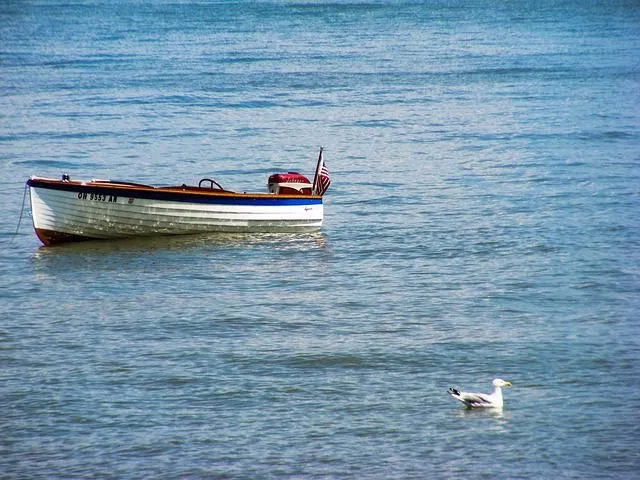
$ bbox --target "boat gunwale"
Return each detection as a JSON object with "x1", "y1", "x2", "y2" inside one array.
[{"x1": 27, "y1": 176, "x2": 323, "y2": 204}]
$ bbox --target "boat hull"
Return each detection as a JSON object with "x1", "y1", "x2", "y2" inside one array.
[{"x1": 27, "y1": 177, "x2": 323, "y2": 246}]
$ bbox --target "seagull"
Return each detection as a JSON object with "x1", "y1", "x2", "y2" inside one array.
[{"x1": 448, "y1": 378, "x2": 512, "y2": 409}]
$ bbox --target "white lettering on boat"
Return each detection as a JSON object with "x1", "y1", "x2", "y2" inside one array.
[{"x1": 77, "y1": 192, "x2": 118, "y2": 203}]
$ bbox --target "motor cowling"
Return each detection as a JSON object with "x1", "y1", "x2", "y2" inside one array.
[{"x1": 268, "y1": 172, "x2": 312, "y2": 195}]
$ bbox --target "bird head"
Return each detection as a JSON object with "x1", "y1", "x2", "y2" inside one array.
[{"x1": 493, "y1": 378, "x2": 512, "y2": 387}]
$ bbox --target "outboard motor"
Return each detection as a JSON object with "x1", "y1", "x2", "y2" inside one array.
[{"x1": 268, "y1": 172, "x2": 312, "y2": 195}]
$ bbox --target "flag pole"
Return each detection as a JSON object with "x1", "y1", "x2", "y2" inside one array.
[{"x1": 312, "y1": 147, "x2": 324, "y2": 194}]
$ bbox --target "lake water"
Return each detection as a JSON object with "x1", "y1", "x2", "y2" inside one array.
[{"x1": 1, "y1": 1, "x2": 639, "y2": 478}]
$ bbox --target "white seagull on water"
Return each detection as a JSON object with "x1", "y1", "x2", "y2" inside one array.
[{"x1": 448, "y1": 378, "x2": 513, "y2": 409}]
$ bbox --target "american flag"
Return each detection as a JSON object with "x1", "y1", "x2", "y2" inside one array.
[{"x1": 313, "y1": 147, "x2": 331, "y2": 196}]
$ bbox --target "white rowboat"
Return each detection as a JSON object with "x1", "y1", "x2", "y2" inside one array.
[{"x1": 27, "y1": 149, "x2": 330, "y2": 246}]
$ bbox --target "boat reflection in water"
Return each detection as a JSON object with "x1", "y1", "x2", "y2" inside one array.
[{"x1": 31, "y1": 230, "x2": 330, "y2": 257}]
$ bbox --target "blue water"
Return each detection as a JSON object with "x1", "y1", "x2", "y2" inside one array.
[{"x1": 1, "y1": 1, "x2": 640, "y2": 478}]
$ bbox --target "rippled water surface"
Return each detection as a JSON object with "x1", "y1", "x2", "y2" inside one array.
[{"x1": 1, "y1": 1, "x2": 639, "y2": 478}]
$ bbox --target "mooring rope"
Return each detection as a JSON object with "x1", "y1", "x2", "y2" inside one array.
[{"x1": 4, "y1": 183, "x2": 29, "y2": 244}]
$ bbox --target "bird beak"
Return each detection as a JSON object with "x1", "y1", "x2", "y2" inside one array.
[{"x1": 505, "y1": 381, "x2": 512, "y2": 387}]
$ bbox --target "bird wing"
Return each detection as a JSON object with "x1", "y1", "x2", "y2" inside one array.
[
  {"x1": 458, "y1": 392, "x2": 494, "y2": 407},
  {"x1": 448, "y1": 388, "x2": 495, "y2": 407}
]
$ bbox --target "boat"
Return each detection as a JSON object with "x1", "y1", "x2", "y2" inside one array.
[{"x1": 27, "y1": 148, "x2": 331, "y2": 246}]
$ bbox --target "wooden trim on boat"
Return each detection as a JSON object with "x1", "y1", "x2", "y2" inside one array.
[{"x1": 27, "y1": 177, "x2": 322, "y2": 201}]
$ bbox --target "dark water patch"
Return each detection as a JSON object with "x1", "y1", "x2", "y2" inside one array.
[
  {"x1": 10, "y1": 131, "x2": 124, "y2": 141},
  {"x1": 576, "y1": 130, "x2": 636, "y2": 141},
  {"x1": 217, "y1": 55, "x2": 284, "y2": 64},
  {"x1": 233, "y1": 99, "x2": 280, "y2": 109},
  {"x1": 37, "y1": 54, "x2": 139, "y2": 69},
  {"x1": 353, "y1": 119, "x2": 402, "y2": 128},
  {"x1": 14, "y1": 159, "x2": 96, "y2": 169},
  {"x1": 288, "y1": 353, "x2": 369, "y2": 369}
]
